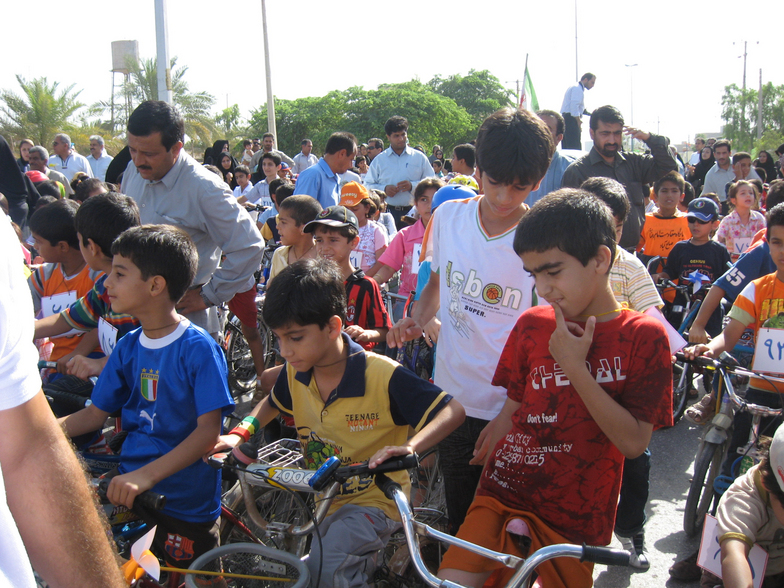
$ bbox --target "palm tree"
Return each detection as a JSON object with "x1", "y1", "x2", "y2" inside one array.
[{"x1": 0, "y1": 76, "x2": 84, "y2": 146}]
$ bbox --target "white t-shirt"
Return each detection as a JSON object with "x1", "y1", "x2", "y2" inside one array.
[
  {"x1": 0, "y1": 214, "x2": 40, "y2": 588},
  {"x1": 428, "y1": 196, "x2": 537, "y2": 420}
]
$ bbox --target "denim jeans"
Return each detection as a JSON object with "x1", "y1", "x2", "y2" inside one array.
[
  {"x1": 438, "y1": 416, "x2": 489, "y2": 535},
  {"x1": 614, "y1": 448, "x2": 651, "y2": 537}
]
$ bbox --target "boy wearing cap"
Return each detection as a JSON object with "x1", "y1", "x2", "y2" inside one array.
[
  {"x1": 305, "y1": 205, "x2": 393, "y2": 350},
  {"x1": 712, "y1": 424, "x2": 784, "y2": 587},
  {"x1": 338, "y1": 182, "x2": 388, "y2": 273},
  {"x1": 653, "y1": 197, "x2": 731, "y2": 336}
]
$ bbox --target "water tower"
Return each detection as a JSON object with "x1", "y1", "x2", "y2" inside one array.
[{"x1": 110, "y1": 40, "x2": 140, "y2": 132}]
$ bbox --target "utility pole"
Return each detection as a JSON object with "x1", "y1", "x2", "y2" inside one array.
[
  {"x1": 154, "y1": 0, "x2": 172, "y2": 103},
  {"x1": 741, "y1": 41, "x2": 747, "y2": 149},
  {"x1": 261, "y1": 0, "x2": 277, "y2": 145},
  {"x1": 574, "y1": 0, "x2": 579, "y2": 80},
  {"x1": 757, "y1": 69, "x2": 763, "y2": 142}
]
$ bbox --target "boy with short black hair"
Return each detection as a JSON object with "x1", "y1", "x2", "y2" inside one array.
[
  {"x1": 388, "y1": 107, "x2": 554, "y2": 533},
  {"x1": 267, "y1": 195, "x2": 322, "y2": 283},
  {"x1": 212, "y1": 257, "x2": 464, "y2": 588},
  {"x1": 261, "y1": 182, "x2": 295, "y2": 243},
  {"x1": 28, "y1": 200, "x2": 103, "y2": 369},
  {"x1": 34, "y1": 193, "x2": 141, "y2": 378},
  {"x1": 232, "y1": 164, "x2": 253, "y2": 201},
  {"x1": 243, "y1": 152, "x2": 281, "y2": 208},
  {"x1": 637, "y1": 171, "x2": 690, "y2": 261},
  {"x1": 305, "y1": 206, "x2": 393, "y2": 348},
  {"x1": 62, "y1": 224, "x2": 234, "y2": 571},
  {"x1": 439, "y1": 189, "x2": 673, "y2": 588}
]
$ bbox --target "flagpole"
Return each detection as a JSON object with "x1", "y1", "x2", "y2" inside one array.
[{"x1": 521, "y1": 53, "x2": 529, "y2": 109}]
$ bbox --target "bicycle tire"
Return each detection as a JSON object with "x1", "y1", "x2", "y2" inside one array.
[
  {"x1": 220, "y1": 483, "x2": 314, "y2": 556},
  {"x1": 185, "y1": 542, "x2": 309, "y2": 588},
  {"x1": 225, "y1": 314, "x2": 279, "y2": 399},
  {"x1": 683, "y1": 440, "x2": 725, "y2": 536},
  {"x1": 671, "y1": 361, "x2": 692, "y2": 425}
]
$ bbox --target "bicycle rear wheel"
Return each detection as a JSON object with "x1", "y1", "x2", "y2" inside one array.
[
  {"x1": 225, "y1": 316, "x2": 257, "y2": 397},
  {"x1": 683, "y1": 440, "x2": 725, "y2": 536},
  {"x1": 185, "y1": 543, "x2": 309, "y2": 588},
  {"x1": 671, "y1": 361, "x2": 692, "y2": 425}
]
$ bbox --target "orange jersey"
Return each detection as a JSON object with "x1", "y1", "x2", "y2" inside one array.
[{"x1": 637, "y1": 213, "x2": 690, "y2": 258}]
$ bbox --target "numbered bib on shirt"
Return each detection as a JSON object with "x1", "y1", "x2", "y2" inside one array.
[
  {"x1": 98, "y1": 318, "x2": 119, "y2": 356},
  {"x1": 41, "y1": 291, "x2": 80, "y2": 337},
  {"x1": 349, "y1": 251, "x2": 363, "y2": 270},
  {"x1": 733, "y1": 237, "x2": 752, "y2": 257},
  {"x1": 411, "y1": 243, "x2": 422, "y2": 276},
  {"x1": 752, "y1": 326, "x2": 784, "y2": 374}
]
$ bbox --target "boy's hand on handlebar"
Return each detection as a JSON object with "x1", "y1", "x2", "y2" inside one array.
[
  {"x1": 207, "y1": 434, "x2": 243, "y2": 457},
  {"x1": 387, "y1": 317, "x2": 423, "y2": 348},
  {"x1": 688, "y1": 324, "x2": 709, "y2": 344},
  {"x1": 368, "y1": 445, "x2": 413, "y2": 469},
  {"x1": 682, "y1": 344, "x2": 712, "y2": 360},
  {"x1": 423, "y1": 317, "x2": 441, "y2": 347},
  {"x1": 67, "y1": 355, "x2": 103, "y2": 379},
  {"x1": 107, "y1": 470, "x2": 154, "y2": 509}
]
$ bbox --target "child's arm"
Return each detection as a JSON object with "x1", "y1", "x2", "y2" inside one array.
[
  {"x1": 55, "y1": 328, "x2": 101, "y2": 374},
  {"x1": 209, "y1": 394, "x2": 281, "y2": 455},
  {"x1": 550, "y1": 304, "x2": 651, "y2": 458},
  {"x1": 388, "y1": 270, "x2": 439, "y2": 347},
  {"x1": 684, "y1": 317, "x2": 747, "y2": 360},
  {"x1": 650, "y1": 270, "x2": 670, "y2": 282},
  {"x1": 67, "y1": 354, "x2": 109, "y2": 380},
  {"x1": 366, "y1": 262, "x2": 395, "y2": 284},
  {"x1": 470, "y1": 397, "x2": 520, "y2": 466},
  {"x1": 59, "y1": 404, "x2": 111, "y2": 438},
  {"x1": 368, "y1": 398, "x2": 465, "y2": 467},
  {"x1": 345, "y1": 324, "x2": 388, "y2": 344},
  {"x1": 720, "y1": 538, "x2": 753, "y2": 588},
  {"x1": 34, "y1": 313, "x2": 73, "y2": 339},
  {"x1": 689, "y1": 285, "x2": 727, "y2": 343},
  {"x1": 107, "y1": 408, "x2": 223, "y2": 509}
]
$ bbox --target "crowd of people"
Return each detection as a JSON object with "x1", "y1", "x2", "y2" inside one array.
[{"x1": 4, "y1": 90, "x2": 784, "y2": 588}]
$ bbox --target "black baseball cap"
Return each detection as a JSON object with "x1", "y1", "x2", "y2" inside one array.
[{"x1": 303, "y1": 205, "x2": 359, "y2": 233}]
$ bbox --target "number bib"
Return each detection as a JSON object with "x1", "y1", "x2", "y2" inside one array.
[
  {"x1": 98, "y1": 318, "x2": 119, "y2": 356},
  {"x1": 349, "y1": 251, "x2": 363, "y2": 270},
  {"x1": 410, "y1": 243, "x2": 422, "y2": 276},
  {"x1": 752, "y1": 327, "x2": 784, "y2": 374},
  {"x1": 41, "y1": 291, "x2": 80, "y2": 337}
]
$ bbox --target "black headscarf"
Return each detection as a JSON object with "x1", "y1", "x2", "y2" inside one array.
[
  {"x1": 0, "y1": 135, "x2": 38, "y2": 229},
  {"x1": 105, "y1": 145, "x2": 132, "y2": 186},
  {"x1": 206, "y1": 140, "x2": 232, "y2": 166},
  {"x1": 754, "y1": 151, "x2": 776, "y2": 184},
  {"x1": 692, "y1": 147, "x2": 715, "y2": 188},
  {"x1": 215, "y1": 150, "x2": 237, "y2": 188}
]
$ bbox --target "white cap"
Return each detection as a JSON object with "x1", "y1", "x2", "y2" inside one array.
[{"x1": 769, "y1": 424, "x2": 784, "y2": 493}]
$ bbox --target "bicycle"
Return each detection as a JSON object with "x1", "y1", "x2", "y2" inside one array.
[{"x1": 675, "y1": 352, "x2": 784, "y2": 536}]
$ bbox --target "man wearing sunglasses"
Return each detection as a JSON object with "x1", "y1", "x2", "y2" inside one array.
[
  {"x1": 48, "y1": 133, "x2": 93, "y2": 182},
  {"x1": 366, "y1": 138, "x2": 384, "y2": 162}
]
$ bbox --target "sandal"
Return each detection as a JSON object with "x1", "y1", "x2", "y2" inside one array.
[
  {"x1": 669, "y1": 551, "x2": 701, "y2": 581},
  {"x1": 685, "y1": 394, "x2": 715, "y2": 425}
]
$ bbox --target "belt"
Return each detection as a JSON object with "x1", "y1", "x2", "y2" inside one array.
[{"x1": 387, "y1": 205, "x2": 411, "y2": 211}]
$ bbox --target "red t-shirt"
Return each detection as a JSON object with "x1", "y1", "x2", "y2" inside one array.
[{"x1": 484, "y1": 306, "x2": 673, "y2": 545}]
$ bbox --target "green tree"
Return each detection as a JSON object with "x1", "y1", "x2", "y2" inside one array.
[
  {"x1": 427, "y1": 69, "x2": 515, "y2": 126},
  {"x1": 721, "y1": 82, "x2": 784, "y2": 153},
  {"x1": 0, "y1": 75, "x2": 84, "y2": 146}
]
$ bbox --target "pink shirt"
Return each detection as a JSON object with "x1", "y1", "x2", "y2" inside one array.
[{"x1": 378, "y1": 219, "x2": 425, "y2": 296}]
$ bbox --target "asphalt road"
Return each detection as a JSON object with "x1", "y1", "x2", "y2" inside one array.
[{"x1": 594, "y1": 412, "x2": 706, "y2": 588}]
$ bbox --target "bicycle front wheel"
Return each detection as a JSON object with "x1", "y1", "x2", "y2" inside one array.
[
  {"x1": 683, "y1": 440, "x2": 725, "y2": 536},
  {"x1": 185, "y1": 542, "x2": 309, "y2": 588},
  {"x1": 671, "y1": 361, "x2": 692, "y2": 425}
]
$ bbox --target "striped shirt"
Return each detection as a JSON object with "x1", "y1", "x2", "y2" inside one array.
[
  {"x1": 610, "y1": 248, "x2": 663, "y2": 312},
  {"x1": 345, "y1": 269, "x2": 392, "y2": 351}
]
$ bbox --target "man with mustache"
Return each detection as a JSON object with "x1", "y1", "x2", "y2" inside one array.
[{"x1": 561, "y1": 105, "x2": 677, "y2": 250}]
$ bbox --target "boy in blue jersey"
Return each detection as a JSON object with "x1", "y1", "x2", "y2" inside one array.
[{"x1": 61, "y1": 225, "x2": 234, "y2": 569}]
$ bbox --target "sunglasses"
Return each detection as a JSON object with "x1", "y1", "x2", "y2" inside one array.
[{"x1": 687, "y1": 218, "x2": 711, "y2": 225}]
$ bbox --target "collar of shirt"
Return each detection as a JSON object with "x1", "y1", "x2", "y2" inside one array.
[
  {"x1": 588, "y1": 147, "x2": 626, "y2": 168},
  {"x1": 293, "y1": 333, "x2": 367, "y2": 401},
  {"x1": 383, "y1": 145, "x2": 416, "y2": 159},
  {"x1": 317, "y1": 157, "x2": 338, "y2": 179},
  {"x1": 151, "y1": 149, "x2": 187, "y2": 188}
]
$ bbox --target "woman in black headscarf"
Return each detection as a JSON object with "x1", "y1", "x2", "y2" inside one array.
[
  {"x1": 205, "y1": 140, "x2": 235, "y2": 166},
  {"x1": 0, "y1": 135, "x2": 39, "y2": 230},
  {"x1": 216, "y1": 151, "x2": 237, "y2": 188},
  {"x1": 689, "y1": 146, "x2": 715, "y2": 192},
  {"x1": 754, "y1": 150, "x2": 776, "y2": 183}
]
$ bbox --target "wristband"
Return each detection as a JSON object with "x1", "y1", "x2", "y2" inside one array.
[{"x1": 229, "y1": 416, "x2": 260, "y2": 443}]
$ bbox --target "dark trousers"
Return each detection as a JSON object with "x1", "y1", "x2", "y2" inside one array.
[
  {"x1": 438, "y1": 415, "x2": 489, "y2": 535},
  {"x1": 614, "y1": 448, "x2": 651, "y2": 537},
  {"x1": 386, "y1": 205, "x2": 411, "y2": 231},
  {"x1": 562, "y1": 114, "x2": 582, "y2": 150}
]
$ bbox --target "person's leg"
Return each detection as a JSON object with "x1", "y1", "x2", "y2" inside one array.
[
  {"x1": 437, "y1": 416, "x2": 488, "y2": 534},
  {"x1": 561, "y1": 115, "x2": 580, "y2": 150},
  {"x1": 228, "y1": 288, "x2": 267, "y2": 400},
  {"x1": 306, "y1": 505, "x2": 398, "y2": 588},
  {"x1": 142, "y1": 510, "x2": 220, "y2": 570},
  {"x1": 614, "y1": 449, "x2": 651, "y2": 569}
]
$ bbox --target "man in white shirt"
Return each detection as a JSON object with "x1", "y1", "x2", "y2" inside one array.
[
  {"x1": 364, "y1": 116, "x2": 435, "y2": 229},
  {"x1": 48, "y1": 133, "x2": 93, "y2": 182},
  {"x1": 28, "y1": 146, "x2": 74, "y2": 195},
  {"x1": 292, "y1": 139, "x2": 319, "y2": 175},
  {"x1": 701, "y1": 140, "x2": 761, "y2": 201},
  {"x1": 560, "y1": 73, "x2": 596, "y2": 150},
  {"x1": 87, "y1": 135, "x2": 113, "y2": 181},
  {"x1": 248, "y1": 132, "x2": 294, "y2": 171},
  {"x1": 688, "y1": 137, "x2": 706, "y2": 166}
]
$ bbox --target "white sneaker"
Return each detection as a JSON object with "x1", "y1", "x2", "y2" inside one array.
[{"x1": 617, "y1": 533, "x2": 650, "y2": 571}]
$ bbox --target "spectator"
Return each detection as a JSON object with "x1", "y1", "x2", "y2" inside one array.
[
  {"x1": 526, "y1": 110, "x2": 577, "y2": 206},
  {"x1": 293, "y1": 132, "x2": 357, "y2": 208},
  {"x1": 48, "y1": 133, "x2": 93, "y2": 182},
  {"x1": 16, "y1": 138, "x2": 33, "y2": 173},
  {"x1": 87, "y1": 135, "x2": 113, "y2": 181},
  {"x1": 292, "y1": 139, "x2": 319, "y2": 175},
  {"x1": 249, "y1": 132, "x2": 294, "y2": 171},
  {"x1": 366, "y1": 137, "x2": 384, "y2": 162},
  {"x1": 560, "y1": 72, "x2": 596, "y2": 149}
]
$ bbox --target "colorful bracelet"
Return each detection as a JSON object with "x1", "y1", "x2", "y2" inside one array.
[{"x1": 229, "y1": 416, "x2": 260, "y2": 442}]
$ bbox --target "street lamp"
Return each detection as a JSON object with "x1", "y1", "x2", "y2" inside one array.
[{"x1": 625, "y1": 64, "x2": 638, "y2": 151}]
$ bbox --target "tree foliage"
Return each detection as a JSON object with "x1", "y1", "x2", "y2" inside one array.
[
  {"x1": 427, "y1": 69, "x2": 515, "y2": 127},
  {"x1": 0, "y1": 76, "x2": 84, "y2": 146},
  {"x1": 721, "y1": 82, "x2": 784, "y2": 154}
]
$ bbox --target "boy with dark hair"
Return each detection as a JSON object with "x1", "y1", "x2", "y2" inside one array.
[
  {"x1": 62, "y1": 225, "x2": 234, "y2": 571},
  {"x1": 439, "y1": 189, "x2": 672, "y2": 588},
  {"x1": 388, "y1": 107, "x2": 554, "y2": 533},
  {"x1": 267, "y1": 195, "x2": 322, "y2": 283},
  {"x1": 34, "y1": 193, "x2": 141, "y2": 379},
  {"x1": 28, "y1": 199, "x2": 103, "y2": 370},
  {"x1": 637, "y1": 171, "x2": 690, "y2": 261},
  {"x1": 261, "y1": 181, "x2": 295, "y2": 243},
  {"x1": 212, "y1": 257, "x2": 464, "y2": 588},
  {"x1": 245, "y1": 152, "x2": 281, "y2": 207},
  {"x1": 305, "y1": 206, "x2": 393, "y2": 348},
  {"x1": 232, "y1": 164, "x2": 253, "y2": 202}
]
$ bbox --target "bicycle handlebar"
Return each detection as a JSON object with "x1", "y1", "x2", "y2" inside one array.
[
  {"x1": 95, "y1": 478, "x2": 166, "y2": 511},
  {"x1": 581, "y1": 545, "x2": 631, "y2": 566},
  {"x1": 308, "y1": 453, "x2": 419, "y2": 492}
]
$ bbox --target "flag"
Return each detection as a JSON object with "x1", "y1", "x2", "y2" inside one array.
[{"x1": 519, "y1": 66, "x2": 539, "y2": 112}]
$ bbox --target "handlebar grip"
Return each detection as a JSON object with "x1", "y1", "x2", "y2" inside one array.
[
  {"x1": 370, "y1": 453, "x2": 420, "y2": 474},
  {"x1": 44, "y1": 389, "x2": 92, "y2": 409},
  {"x1": 309, "y1": 456, "x2": 341, "y2": 491},
  {"x1": 374, "y1": 472, "x2": 402, "y2": 500},
  {"x1": 97, "y1": 479, "x2": 166, "y2": 511},
  {"x1": 674, "y1": 352, "x2": 716, "y2": 368},
  {"x1": 38, "y1": 360, "x2": 57, "y2": 369},
  {"x1": 580, "y1": 545, "x2": 631, "y2": 566}
]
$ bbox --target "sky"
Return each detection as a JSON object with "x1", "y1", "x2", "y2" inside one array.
[{"x1": 4, "y1": 0, "x2": 783, "y2": 147}]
